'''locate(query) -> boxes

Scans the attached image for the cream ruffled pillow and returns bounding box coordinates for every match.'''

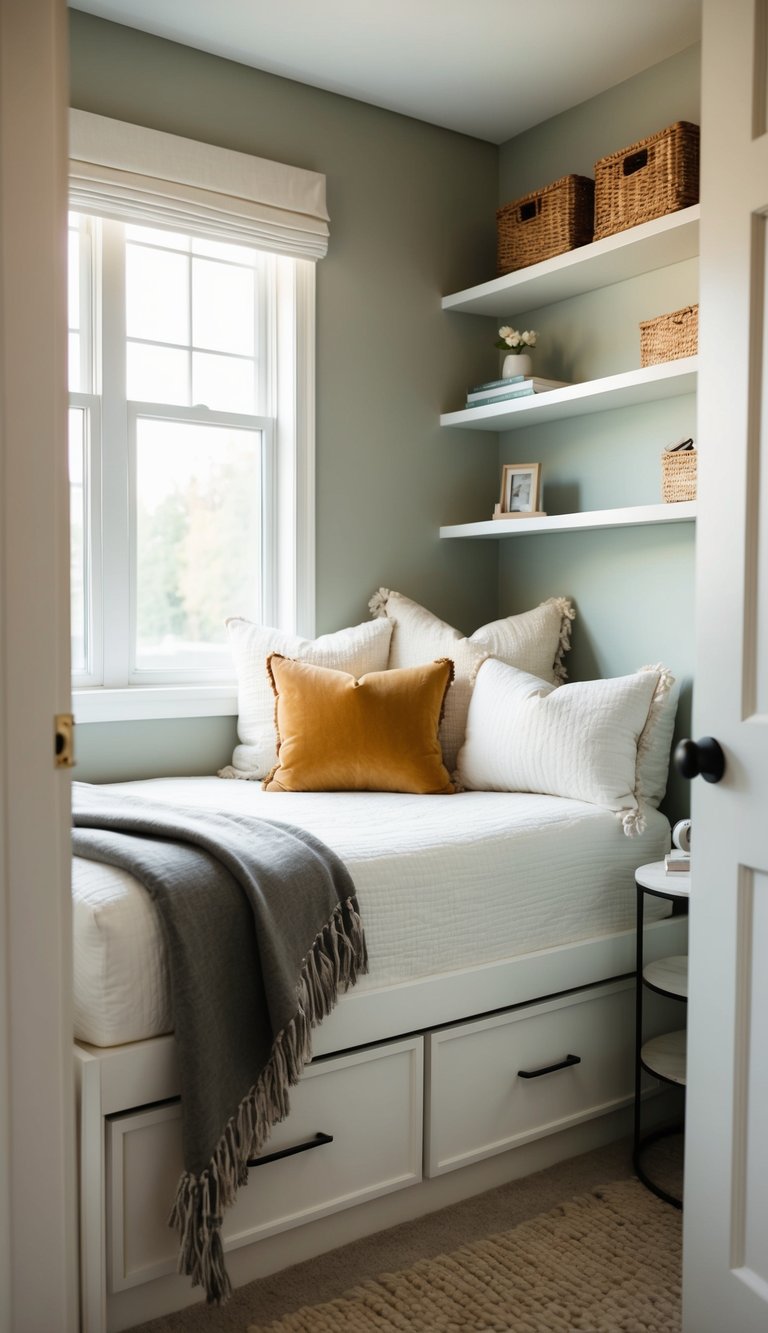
[220,616,393,780]
[369,589,575,772]
[457,658,675,836]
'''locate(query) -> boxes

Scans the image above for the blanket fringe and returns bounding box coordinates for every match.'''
[170,895,367,1303]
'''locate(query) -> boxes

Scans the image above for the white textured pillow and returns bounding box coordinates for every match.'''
[457,658,675,836]
[369,588,574,773]
[220,617,393,779]
[635,670,679,808]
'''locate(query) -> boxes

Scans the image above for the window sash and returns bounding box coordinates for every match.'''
[127,402,274,685]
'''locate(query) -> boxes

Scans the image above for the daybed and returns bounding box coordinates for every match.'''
[74,592,686,1331]
[74,779,684,1333]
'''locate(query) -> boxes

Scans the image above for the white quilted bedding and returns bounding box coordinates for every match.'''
[72,777,670,1047]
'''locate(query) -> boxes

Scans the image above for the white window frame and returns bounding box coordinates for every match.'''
[69,392,102,688]
[68,114,325,724]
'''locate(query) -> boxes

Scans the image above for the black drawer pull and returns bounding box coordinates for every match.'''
[518,1053,581,1080]
[248,1131,333,1168]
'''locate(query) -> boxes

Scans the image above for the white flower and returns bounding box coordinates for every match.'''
[494,325,538,353]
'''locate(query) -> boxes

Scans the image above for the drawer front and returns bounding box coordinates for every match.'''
[425,980,635,1176]
[107,1036,423,1292]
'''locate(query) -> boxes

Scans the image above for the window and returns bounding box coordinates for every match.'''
[68,113,329,722]
[69,214,271,692]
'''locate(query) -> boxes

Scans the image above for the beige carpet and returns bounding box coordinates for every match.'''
[246,1178,681,1333]
[128,1137,683,1332]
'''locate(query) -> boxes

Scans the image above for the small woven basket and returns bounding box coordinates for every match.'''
[640,303,698,366]
[594,121,700,241]
[662,449,697,502]
[496,174,595,275]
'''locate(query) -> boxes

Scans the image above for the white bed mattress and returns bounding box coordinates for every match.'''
[72,777,670,1047]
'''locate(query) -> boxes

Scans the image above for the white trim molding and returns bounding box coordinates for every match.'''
[73,685,238,725]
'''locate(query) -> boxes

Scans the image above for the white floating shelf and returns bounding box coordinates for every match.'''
[442,358,697,431]
[442,206,700,317]
[440,501,696,539]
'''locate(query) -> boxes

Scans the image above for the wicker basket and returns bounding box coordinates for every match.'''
[662,448,697,502]
[640,303,698,366]
[496,175,595,275]
[593,122,700,241]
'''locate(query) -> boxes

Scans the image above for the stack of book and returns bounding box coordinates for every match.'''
[664,851,691,874]
[465,374,569,409]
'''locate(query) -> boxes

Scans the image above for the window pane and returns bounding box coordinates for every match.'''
[134,417,262,672]
[192,351,255,414]
[126,242,189,346]
[127,341,189,406]
[68,228,80,328]
[68,216,92,394]
[126,224,190,251]
[193,237,258,265]
[192,256,255,356]
[69,334,81,396]
[69,408,87,675]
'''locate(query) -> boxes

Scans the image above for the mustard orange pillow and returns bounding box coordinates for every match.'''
[263,655,456,795]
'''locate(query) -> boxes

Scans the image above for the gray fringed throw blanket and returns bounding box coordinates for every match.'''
[71,783,367,1304]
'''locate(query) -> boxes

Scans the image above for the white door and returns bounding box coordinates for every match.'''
[0,1,78,1330]
[683,1,768,1329]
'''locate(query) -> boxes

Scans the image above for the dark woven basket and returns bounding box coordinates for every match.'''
[640,304,698,367]
[593,122,700,241]
[496,175,595,275]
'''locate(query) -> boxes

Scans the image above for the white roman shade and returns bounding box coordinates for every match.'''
[69,109,329,259]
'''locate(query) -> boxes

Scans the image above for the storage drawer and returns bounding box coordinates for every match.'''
[425,980,635,1176]
[107,1036,423,1292]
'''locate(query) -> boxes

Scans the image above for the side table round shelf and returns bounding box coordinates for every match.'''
[633,860,690,1209]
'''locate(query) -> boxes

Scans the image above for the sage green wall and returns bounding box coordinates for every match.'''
[68,11,499,781]
[69,17,702,815]
[495,46,701,822]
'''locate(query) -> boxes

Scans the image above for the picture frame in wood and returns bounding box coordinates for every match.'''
[496,462,543,517]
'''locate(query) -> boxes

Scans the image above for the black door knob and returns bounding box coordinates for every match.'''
[674,736,726,784]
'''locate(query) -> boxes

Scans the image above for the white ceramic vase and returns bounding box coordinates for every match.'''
[503,352,533,379]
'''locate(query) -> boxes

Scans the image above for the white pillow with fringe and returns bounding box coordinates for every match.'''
[456,658,674,837]
[220,616,393,780]
[369,588,574,773]
[635,674,680,808]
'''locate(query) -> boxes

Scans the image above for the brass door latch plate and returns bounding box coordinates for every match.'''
[54,713,75,768]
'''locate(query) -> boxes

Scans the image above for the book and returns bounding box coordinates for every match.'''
[468,375,525,394]
[467,388,534,408]
[665,852,691,873]
[466,379,528,403]
[664,436,695,453]
[465,377,569,408]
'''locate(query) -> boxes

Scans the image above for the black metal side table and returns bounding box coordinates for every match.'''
[633,860,689,1209]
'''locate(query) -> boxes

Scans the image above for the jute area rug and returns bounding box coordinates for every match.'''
[246,1178,681,1333]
